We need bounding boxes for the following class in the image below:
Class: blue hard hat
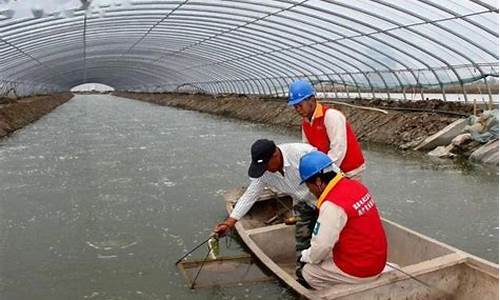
[288,79,315,106]
[299,151,333,184]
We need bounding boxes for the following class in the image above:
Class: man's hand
[213,217,237,237]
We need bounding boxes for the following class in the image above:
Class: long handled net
[177,254,274,289]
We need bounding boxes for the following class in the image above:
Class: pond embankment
[114,92,499,166]
[3,92,494,166]
[0,93,73,139]
[113,92,465,147]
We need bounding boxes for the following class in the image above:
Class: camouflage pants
[294,201,319,278]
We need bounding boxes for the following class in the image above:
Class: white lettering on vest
[353,193,374,216]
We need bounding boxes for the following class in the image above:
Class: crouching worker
[297,151,387,290]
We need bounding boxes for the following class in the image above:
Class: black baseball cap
[248,139,276,178]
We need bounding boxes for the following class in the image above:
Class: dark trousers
[293,201,319,281]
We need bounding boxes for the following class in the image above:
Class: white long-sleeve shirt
[229,143,317,220]
[302,106,365,178]
[300,201,347,264]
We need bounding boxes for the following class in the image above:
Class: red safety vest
[317,175,387,278]
[302,104,365,173]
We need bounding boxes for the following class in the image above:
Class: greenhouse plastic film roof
[0,0,498,100]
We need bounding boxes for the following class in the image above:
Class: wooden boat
[224,187,499,300]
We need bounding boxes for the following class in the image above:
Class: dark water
[0,95,497,300]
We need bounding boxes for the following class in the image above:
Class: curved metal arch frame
[60,62,183,87]
[0,3,422,95]
[311,0,497,74]
[67,69,161,89]
[154,2,440,96]
[23,57,189,88]
[144,14,410,97]
[5,33,208,70]
[127,16,328,85]
[139,4,386,96]
[2,18,304,91]
[155,13,383,96]
[293,2,452,99]
[157,2,472,69]
[155,8,424,98]
[162,1,404,80]
[0,0,498,101]
[165,0,496,96]
[329,0,496,100]
[72,74,152,89]
[158,17,370,94]
[78,2,318,86]
[124,32,316,94]
[4,36,258,88]
[0,2,492,85]
[9,48,195,85]
[212,2,446,78]
[0,79,64,97]
[0,37,69,83]
[5,47,185,78]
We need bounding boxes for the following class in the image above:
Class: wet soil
[0,93,73,139]
[1,91,484,149]
[113,92,464,147]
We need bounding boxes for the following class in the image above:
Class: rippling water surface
[0,95,497,300]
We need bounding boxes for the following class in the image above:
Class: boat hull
[224,187,499,300]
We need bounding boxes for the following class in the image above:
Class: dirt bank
[0,93,73,139]
[114,92,463,147]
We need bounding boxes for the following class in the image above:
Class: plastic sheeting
[464,109,499,143]
[0,1,498,99]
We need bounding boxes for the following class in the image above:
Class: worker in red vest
[297,151,387,289]
[288,80,365,179]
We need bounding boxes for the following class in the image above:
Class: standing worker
[297,151,387,289]
[288,79,365,179]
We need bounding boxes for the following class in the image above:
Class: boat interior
[226,188,499,300]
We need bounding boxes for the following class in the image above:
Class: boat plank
[224,187,498,300]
